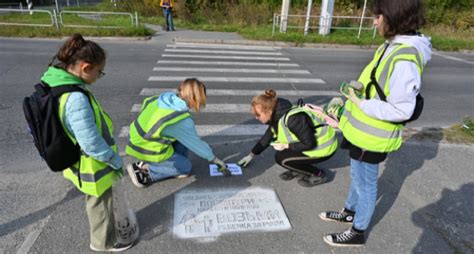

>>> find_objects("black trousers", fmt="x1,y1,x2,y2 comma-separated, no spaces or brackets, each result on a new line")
275,149,333,176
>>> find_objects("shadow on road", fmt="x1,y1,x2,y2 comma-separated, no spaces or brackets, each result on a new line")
369,128,443,236
411,183,474,253
0,188,81,237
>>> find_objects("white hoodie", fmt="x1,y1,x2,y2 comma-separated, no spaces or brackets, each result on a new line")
359,34,432,122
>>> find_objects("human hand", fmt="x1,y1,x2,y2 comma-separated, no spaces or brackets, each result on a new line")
237,153,254,167
271,142,289,151
344,87,363,106
213,157,231,177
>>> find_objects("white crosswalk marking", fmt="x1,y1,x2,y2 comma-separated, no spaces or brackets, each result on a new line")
148,76,325,84
119,125,266,138
157,60,299,67
140,88,339,97
132,103,250,113
153,67,310,74
170,43,281,50
165,49,283,56
121,43,332,138
162,54,291,61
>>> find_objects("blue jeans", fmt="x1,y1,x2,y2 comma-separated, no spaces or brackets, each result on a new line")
162,8,174,31
344,159,379,231
148,142,191,181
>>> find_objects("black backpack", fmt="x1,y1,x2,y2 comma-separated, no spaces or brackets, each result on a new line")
23,82,88,172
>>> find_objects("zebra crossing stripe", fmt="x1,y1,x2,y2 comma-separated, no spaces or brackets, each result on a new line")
157,60,299,67
119,125,267,138
153,67,310,74
164,49,282,56
140,88,340,97
171,43,281,51
148,76,325,84
162,54,291,61
132,103,250,113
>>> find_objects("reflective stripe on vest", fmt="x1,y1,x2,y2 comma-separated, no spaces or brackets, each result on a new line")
276,107,338,158
58,89,118,197
125,95,191,163
339,43,423,152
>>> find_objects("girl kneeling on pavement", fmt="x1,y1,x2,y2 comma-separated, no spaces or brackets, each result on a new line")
237,89,338,187
126,78,229,188
319,0,432,247
42,34,134,252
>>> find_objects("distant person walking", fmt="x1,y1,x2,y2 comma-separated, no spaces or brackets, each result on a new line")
41,34,134,252
319,0,432,247
237,89,338,187
160,0,175,31
126,78,230,188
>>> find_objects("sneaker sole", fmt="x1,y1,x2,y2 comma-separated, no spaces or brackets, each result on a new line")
323,236,365,247
297,177,327,187
175,174,191,179
318,213,353,224
126,164,146,188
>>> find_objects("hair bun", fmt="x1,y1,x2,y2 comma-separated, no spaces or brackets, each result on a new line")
264,89,276,98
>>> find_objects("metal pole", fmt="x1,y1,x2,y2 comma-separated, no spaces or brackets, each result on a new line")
304,0,313,36
53,9,59,30
135,11,138,27
272,13,276,36
54,0,59,14
358,0,368,38
280,0,291,33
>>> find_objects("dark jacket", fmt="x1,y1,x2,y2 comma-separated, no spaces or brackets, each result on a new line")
251,98,317,155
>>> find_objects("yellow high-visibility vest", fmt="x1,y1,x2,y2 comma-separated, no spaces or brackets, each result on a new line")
126,96,191,163
273,107,338,158
339,43,424,153
59,90,119,197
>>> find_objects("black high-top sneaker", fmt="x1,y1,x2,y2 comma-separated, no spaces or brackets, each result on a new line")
319,208,355,224
323,227,366,247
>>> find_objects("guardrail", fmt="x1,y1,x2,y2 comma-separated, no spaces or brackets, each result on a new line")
0,9,137,30
59,10,138,28
272,13,376,38
0,8,58,28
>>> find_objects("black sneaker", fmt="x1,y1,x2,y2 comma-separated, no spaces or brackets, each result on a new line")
323,227,366,247
319,208,355,224
127,162,151,188
90,241,135,252
279,171,301,181
297,172,327,187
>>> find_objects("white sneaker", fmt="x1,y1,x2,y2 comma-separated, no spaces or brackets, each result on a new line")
90,241,134,252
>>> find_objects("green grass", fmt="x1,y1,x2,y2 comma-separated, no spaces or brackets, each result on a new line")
170,20,473,51
0,10,152,37
444,117,474,144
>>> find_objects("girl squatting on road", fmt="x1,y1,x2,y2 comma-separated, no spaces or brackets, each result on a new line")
237,89,338,187
319,0,432,247
126,78,230,188
42,34,134,251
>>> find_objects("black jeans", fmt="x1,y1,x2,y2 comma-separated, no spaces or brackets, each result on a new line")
275,149,333,176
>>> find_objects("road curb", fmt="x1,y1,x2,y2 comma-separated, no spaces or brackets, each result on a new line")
173,36,378,50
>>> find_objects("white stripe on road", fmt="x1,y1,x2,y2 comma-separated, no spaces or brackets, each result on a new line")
171,43,281,50
148,76,325,84
119,125,266,137
140,88,339,96
132,103,250,113
153,67,310,74
432,52,474,65
162,54,291,61
165,49,282,56
157,60,299,67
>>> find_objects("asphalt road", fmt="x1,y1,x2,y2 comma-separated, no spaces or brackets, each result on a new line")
0,32,473,254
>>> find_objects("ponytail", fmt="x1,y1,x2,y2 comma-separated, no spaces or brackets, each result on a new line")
49,33,106,68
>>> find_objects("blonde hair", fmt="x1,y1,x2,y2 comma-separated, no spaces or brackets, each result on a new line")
251,89,277,115
178,78,207,112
